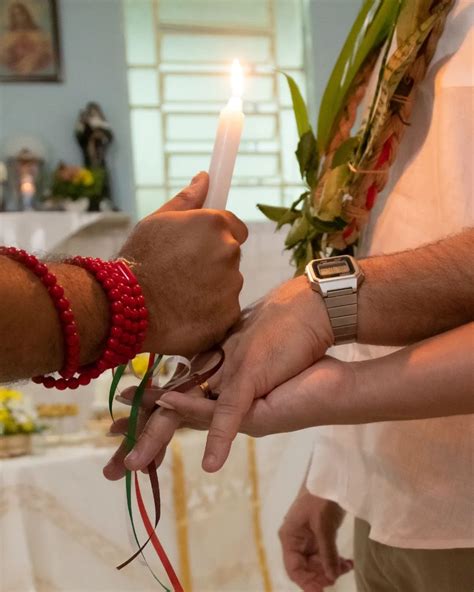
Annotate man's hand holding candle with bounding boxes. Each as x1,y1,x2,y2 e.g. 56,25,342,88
0,172,248,383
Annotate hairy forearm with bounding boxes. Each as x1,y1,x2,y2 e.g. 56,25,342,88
0,257,109,383
357,228,474,345
334,323,474,424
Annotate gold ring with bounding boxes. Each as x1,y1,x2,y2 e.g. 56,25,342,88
199,381,219,400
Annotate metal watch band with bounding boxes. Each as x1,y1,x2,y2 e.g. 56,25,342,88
325,288,358,345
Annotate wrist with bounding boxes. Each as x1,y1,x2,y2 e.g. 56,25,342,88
50,263,110,365
293,275,335,352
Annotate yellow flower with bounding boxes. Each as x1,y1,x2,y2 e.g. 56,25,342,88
20,420,35,433
131,354,150,378
72,168,94,187
0,388,23,402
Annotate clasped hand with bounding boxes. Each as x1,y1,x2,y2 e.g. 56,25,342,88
103,175,349,481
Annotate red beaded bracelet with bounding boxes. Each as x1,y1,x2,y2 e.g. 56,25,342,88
0,246,81,383
64,256,148,388
0,247,148,390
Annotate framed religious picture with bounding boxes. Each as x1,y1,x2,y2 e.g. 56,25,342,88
0,0,62,82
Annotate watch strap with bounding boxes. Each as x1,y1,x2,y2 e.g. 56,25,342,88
325,288,358,345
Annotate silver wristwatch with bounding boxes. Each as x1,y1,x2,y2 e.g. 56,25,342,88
305,255,365,345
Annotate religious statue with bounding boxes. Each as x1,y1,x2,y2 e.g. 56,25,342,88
75,102,114,206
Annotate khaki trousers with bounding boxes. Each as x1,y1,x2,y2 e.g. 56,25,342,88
353,518,474,592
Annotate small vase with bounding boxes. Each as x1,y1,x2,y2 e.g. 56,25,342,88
0,434,32,458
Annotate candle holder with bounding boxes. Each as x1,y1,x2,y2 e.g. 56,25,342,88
5,148,45,211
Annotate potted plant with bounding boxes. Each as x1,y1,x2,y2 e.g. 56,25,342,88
48,161,106,211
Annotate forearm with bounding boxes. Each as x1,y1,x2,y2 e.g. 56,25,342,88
0,256,109,382
357,228,474,345
332,323,474,424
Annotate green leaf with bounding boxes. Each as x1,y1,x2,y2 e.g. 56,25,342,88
295,130,319,187
397,0,432,45
318,0,401,152
277,208,302,230
291,191,310,210
256,204,289,223
316,165,350,222
256,203,301,229
331,137,360,168
285,216,310,248
280,72,311,138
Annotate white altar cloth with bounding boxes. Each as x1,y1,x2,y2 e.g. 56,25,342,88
0,430,359,592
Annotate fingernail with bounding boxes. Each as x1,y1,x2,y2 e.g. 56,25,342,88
156,399,176,410
115,395,132,406
203,454,218,472
125,449,139,465
191,173,201,184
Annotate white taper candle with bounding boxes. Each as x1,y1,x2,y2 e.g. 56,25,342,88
204,59,245,210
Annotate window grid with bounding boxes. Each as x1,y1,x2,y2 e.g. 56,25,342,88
124,0,306,220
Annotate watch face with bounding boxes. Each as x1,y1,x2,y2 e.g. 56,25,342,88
313,256,355,279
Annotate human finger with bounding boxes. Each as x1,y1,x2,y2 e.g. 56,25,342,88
316,526,340,582
124,407,183,471
219,210,248,244
201,374,256,472
157,391,216,424
156,172,208,213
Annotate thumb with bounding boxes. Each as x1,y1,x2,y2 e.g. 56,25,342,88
158,171,209,213
317,526,340,582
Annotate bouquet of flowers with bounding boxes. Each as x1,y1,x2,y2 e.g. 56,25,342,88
0,388,40,436
50,161,106,208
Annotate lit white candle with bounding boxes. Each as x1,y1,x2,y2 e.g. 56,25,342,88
204,59,245,210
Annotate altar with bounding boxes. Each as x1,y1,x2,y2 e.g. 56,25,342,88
1,430,350,592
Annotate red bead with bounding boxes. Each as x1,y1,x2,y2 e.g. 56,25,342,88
61,310,74,323
132,285,142,296
139,320,148,331
103,278,115,290
25,254,37,268
43,273,56,286
89,368,101,379
109,289,120,301
97,360,108,372
56,379,67,391
111,326,123,338
34,262,48,276
68,378,79,390
49,284,64,298
66,332,79,346
107,338,119,350
78,374,91,386
65,324,77,335
111,303,123,316
112,314,125,326
44,376,55,389
103,349,114,362
31,376,43,384
57,298,70,311
136,295,145,307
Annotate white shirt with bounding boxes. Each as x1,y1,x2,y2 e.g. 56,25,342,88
307,0,474,549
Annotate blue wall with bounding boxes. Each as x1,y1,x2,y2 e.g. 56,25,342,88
305,0,361,116
0,0,136,215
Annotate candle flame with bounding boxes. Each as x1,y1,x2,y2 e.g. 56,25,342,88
231,59,244,98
